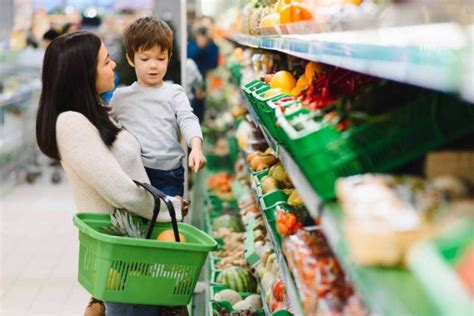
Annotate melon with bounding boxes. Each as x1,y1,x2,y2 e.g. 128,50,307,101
214,289,242,305
216,266,257,293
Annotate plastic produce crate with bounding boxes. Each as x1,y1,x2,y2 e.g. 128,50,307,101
279,93,474,200
251,88,291,142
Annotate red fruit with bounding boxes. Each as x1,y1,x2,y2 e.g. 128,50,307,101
270,299,284,312
272,278,286,301
264,74,273,84
457,245,474,295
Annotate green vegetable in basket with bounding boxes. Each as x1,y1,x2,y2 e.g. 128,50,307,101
106,268,122,290
101,209,145,238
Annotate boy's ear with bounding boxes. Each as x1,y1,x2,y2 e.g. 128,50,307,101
126,54,135,67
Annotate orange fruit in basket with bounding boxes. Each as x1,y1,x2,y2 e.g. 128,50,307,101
279,3,313,24
157,229,187,243
270,71,296,92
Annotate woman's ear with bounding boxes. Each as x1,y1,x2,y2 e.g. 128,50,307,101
126,54,135,67
168,53,172,64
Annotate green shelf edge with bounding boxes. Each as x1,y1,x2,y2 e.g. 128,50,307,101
321,204,441,316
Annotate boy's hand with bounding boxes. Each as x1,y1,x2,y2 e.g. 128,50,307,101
189,137,206,173
189,148,207,173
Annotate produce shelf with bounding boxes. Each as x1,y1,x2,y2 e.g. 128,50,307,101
229,22,473,103
241,91,323,219
260,201,305,316
321,204,441,316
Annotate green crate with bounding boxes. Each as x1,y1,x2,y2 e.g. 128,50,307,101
210,284,265,316
73,213,217,306
205,137,239,172
408,221,474,316
280,93,474,200
229,62,242,86
242,80,267,100
244,218,261,267
253,91,292,142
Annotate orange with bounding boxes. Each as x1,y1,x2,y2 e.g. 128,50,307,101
269,71,296,92
296,75,309,88
304,62,325,82
279,3,313,24
157,229,187,243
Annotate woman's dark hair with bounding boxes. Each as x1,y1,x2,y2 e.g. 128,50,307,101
36,30,120,160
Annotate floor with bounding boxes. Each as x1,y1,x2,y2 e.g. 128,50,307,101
1,170,90,316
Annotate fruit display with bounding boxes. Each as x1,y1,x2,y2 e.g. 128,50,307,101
212,215,245,233
336,174,446,267
217,266,258,293
208,173,234,193
213,227,248,269
247,149,278,172
283,229,367,315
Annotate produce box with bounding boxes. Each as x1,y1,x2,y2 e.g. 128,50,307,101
206,194,239,218
251,88,291,142
210,284,265,316
242,80,267,102
229,62,242,86
408,221,474,316
279,93,474,199
244,218,261,267
425,150,474,182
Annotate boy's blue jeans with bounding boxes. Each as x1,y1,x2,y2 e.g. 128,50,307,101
145,166,185,197
104,166,185,315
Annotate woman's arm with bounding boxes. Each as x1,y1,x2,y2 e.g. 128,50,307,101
56,111,181,221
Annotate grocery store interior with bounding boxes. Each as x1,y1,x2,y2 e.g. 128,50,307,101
1,0,474,315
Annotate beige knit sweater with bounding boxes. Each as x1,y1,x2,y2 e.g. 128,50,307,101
56,111,182,221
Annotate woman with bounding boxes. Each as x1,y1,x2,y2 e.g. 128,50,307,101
36,31,187,316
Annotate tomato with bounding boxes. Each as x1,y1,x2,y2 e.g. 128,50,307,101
272,278,286,301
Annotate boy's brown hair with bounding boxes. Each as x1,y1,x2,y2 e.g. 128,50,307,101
123,17,173,61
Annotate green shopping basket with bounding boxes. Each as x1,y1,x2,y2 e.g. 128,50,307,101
73,181,218,305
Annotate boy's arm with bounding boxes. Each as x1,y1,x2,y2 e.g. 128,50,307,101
173,86,203,146
108,90,121,121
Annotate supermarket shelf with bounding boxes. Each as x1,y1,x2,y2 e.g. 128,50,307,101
260,203,305,316
229,23,473,101
321,204,440,316
241,91,322,218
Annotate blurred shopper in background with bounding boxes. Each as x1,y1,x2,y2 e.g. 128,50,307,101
187,16,220,122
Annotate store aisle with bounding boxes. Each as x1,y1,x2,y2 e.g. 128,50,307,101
1,173,89,316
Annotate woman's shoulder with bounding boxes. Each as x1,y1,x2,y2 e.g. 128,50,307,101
56,111,96,133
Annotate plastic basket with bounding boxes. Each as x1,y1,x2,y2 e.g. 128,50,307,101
279,93,474,199
73,182,217,305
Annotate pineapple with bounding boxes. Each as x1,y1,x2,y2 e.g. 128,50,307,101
248,0,276,35
102,209,146,238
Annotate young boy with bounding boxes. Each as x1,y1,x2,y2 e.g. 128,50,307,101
111,17,206,197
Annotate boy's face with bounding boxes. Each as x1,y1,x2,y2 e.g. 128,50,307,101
127,46,169,88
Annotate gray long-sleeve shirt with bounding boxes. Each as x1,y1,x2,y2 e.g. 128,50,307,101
110,81,202,171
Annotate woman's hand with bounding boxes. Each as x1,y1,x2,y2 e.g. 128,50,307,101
175,196,191,218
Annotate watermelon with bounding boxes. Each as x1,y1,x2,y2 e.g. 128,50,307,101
212,215,245,232
216,266,257,292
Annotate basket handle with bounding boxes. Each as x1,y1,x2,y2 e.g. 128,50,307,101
133,180,181,242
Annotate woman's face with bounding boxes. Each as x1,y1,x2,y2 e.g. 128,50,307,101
95,42,116,94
